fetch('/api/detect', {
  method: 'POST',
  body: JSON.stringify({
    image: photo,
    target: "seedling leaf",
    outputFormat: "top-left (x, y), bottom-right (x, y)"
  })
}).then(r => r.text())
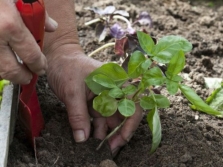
top-left (166, 79), bottom-right (179, 95)
top-left (207, 85), bottom-right (223, 111)
top-left (118, 99), bottom-right (135, 117)
top-left (167, 50), bottom-right (185, 76)
top-left (154, 94), bottom-right (170, 108)
top-left (122, 85), bottom-right (137, 96)
top-left (109, 87), bottom-right (124, 98)
top-left (113, 10), bottom-right (129, 17)
top-left (115, 37), bottom-right (128, 56)
top-left (128, 51), bottom-right (146, 78)
top-left (179, 84), bottom-right (223, 117)
top-left (147, 107), bottom-right (162, 153)
top-left (140, 96), bottom-right (155, 110)
top-left (133, 11), bottom-right (153, 27)
top-left (93, 91), bottom-right (118, 117)
top-left (110, 23), bottom-right (126, 39)
top-left (143, 67), bottom-right (165, 86)
top-left (85, 63), bottom-right (129, 94)
top-left (137, 31), bottom-right (155, 55)
top-left (152, 36), bottom-right (192, 63)
top-left (96, 23), bottom-right (108, 42)
top-left (93, 74), bottom-right (117, 88)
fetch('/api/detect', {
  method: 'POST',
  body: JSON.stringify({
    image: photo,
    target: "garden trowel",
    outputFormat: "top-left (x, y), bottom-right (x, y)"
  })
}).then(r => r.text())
top-left (16, 0), bottom-right (45, 146)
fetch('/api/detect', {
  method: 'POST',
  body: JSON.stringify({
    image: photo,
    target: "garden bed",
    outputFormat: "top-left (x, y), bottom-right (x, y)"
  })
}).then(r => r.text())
top-left (7, 0), bottom-right (223, 166)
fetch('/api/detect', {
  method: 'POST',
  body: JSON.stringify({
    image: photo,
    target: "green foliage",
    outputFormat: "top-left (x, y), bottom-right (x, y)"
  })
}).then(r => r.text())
top-left (0, 80), bottom-right (10, 104)
top-left (147, 107), bottom-right (161, 153)
top-left (85, 31), bottom-right (222, 153)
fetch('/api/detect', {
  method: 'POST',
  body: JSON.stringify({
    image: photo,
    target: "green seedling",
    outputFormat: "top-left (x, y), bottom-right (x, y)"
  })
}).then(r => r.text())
top-left (0, 80), bottom-right (10, 104)
top-left (85, 31), bottom-right (223, 153)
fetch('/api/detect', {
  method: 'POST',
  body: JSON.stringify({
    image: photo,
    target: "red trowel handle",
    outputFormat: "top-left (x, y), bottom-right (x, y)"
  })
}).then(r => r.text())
top-left (16, 0), bottom-right (45, 49)
top-left (16, 0), bottom-right (45, 146)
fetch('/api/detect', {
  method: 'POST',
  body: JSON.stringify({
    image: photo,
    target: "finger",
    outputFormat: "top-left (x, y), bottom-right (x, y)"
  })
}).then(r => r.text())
top-left (0, 46), bottom-right (32, 84)
top-left (6, 16), bottom-right (47, 75)
top-left (92, 117), bottom-right (107, 140)
top-left (65, 86), bottom-right (91, 143)
top-left (91, 110), bottom-right (122, 140)
top-left (45, 11), bottom-right (58, 32)
top-left (109, 104), bottom-right (143, 153)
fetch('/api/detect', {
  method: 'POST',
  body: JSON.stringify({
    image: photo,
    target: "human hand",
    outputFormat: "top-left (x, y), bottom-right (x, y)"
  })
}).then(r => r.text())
top-left (46, 44), bottom-right (143, 156)
top-left (0, 0), bottom-right (57, 84)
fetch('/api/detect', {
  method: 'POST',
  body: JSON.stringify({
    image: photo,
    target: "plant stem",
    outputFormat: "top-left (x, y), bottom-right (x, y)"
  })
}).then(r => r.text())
top-left (113, 15), bottom-right (131, 27)
top-left (85, 15), bottom-right (131, 27)
top-left (88, 42), bottom-right (115, 57)
top-left (96, 117), bottom-right (127, 151)
top-left (85, 18), bottom-right (102, 26)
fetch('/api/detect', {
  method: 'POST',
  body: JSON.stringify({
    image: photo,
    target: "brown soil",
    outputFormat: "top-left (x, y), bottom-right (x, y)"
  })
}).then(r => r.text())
top-left (7, 0), bottom-right (223, 167)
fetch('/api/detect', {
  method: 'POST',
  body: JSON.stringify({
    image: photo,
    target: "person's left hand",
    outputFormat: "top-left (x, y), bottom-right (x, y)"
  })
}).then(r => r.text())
top-left (46, 44), bottom-right (143, 156)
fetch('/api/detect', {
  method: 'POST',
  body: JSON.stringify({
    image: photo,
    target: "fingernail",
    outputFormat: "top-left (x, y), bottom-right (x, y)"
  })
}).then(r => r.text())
top-left (112, 147), bottom-right (120, 157)
top-left (49, 17), bottom-right (58, 29)
top-left (37, 69), bottom-right (46, 76)
top-left (127, 133), bottom-right (134, 142)
top-left (73, 130), bottom-right (86, 142)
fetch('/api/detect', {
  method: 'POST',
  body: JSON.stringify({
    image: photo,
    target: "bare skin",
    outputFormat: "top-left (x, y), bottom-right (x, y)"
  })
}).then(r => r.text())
top-left (1, 0), bottom-right (143, 155)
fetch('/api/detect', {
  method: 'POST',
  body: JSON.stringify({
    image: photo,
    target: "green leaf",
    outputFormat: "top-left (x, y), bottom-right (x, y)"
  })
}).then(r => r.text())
top-left (206, 84), bottom-right (223, 104)
top-left (179, 84), bottom-right (223, 117)
top-left (147, 107), bottom-right (162, 153)
top-left (85, 63), bottom-right (129, 94)
top-left (152, 35), bottom-right (192, 63)
top-left (93, 91), bottom-right (118, 117)
top-left (118, 99), bottom-right (135, 117)
top-left (208, 88), bottom-right (223, 111)
top-left (93, 74), bottom-right (116, 88)
top-left (141, 59), bottom-right (152, 72)
top-left (109, 87), bottom-right (124, 98)
top-left (143, 67), bottom-right (165, 86)
top-left (154, 94), bottom-right (170, 108)
top-left (122, 85), bottom-right (137, 96)
top-left (140, 96), bottom-right (155, 110)
top-left (206, 85), bottom-right (223, 111)
top-left (137, 31), bottom-right (155, 55)
top-left (166, 79), bottom-right (179, 95)
top-left (167, 50), bottom-right (185, 76)
top-left (171, 75), bottom-right (183, 82)
top-left (128, 51), bottom-right (146, 78)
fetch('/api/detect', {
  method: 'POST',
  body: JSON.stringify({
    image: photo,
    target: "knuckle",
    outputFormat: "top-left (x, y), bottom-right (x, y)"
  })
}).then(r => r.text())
top-left (68, 114), bottom-right (86, 125)
top-left (22, 50), bottom-right (43, 65)
top-left (0, 18), bottom-right (18, 35)
top-left (0, 66), bottom-right (19, 80)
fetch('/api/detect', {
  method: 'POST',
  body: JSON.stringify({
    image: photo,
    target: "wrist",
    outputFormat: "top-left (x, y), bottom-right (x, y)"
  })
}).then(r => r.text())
top-left (45, 43), bottom-right (85, 67)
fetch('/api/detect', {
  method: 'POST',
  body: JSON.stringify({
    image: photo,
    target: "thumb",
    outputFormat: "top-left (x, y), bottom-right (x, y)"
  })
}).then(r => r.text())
top-left (45, 11), bottom-right (58, 32)
top-left (64, 91), bottom-right (91, 143)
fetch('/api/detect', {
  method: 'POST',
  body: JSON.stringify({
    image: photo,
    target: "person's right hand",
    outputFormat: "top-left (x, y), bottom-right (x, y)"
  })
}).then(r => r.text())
top-left (0, 0), bottom-right (57, 84)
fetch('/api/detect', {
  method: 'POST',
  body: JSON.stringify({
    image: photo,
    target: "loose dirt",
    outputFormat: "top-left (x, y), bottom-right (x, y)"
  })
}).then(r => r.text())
top-left (7, 0), bottom-right (223, 166)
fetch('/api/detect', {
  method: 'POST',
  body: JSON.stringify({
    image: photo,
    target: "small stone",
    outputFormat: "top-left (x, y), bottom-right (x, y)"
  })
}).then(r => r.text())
top-left (179, 164), bottom-right (187, 167)
top-left (100, 159), bottom-right (118, 167)
top-left (195, 115), bottom-right (199, 120)
top-left (180, 152), bottom-right (192, 163)
top-left (198, 16), bottom-right (214, 26)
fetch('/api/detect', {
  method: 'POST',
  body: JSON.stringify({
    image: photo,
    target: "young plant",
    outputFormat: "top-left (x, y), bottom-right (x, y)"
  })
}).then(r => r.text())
top-left (85, 31), bottom-right (223, 153)
top-left (85, 6), bottom-right (152, 42)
